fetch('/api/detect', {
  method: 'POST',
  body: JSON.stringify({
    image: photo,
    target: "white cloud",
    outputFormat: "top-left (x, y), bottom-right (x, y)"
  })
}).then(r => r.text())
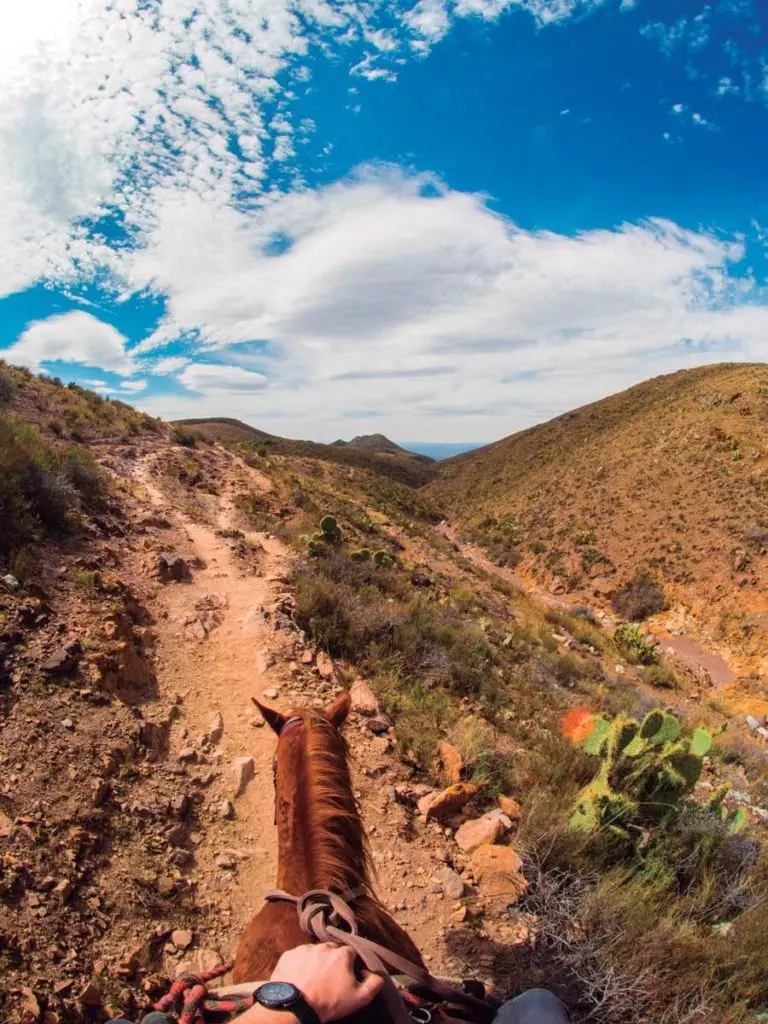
top-left (179, 363), bottom-right (269, 394)
top-left (123, 168), bottom-right (768, 441)
top-left (151, 356), bottom-right (191, 375)
top-left (671, 103), bottom-right (685, 114)
top-left (119, 380), bottom-right (148, 393)
top-left (5, 311), bottom-right (134, 375)
top-left (405, 1), bottom-right (451, 43)
top-left (716, 76), bottom-right (739, 97)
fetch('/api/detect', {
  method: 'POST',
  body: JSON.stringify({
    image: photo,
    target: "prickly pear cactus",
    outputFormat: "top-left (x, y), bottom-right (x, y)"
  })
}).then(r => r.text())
top-left (319, 514), bottom-right (343, 545)
top-left (565, 708), bottom-right (714, 840)
top-left (350, 548), bottom-right (371, 562)
top-left (373, 549), bottom-right (394, 569)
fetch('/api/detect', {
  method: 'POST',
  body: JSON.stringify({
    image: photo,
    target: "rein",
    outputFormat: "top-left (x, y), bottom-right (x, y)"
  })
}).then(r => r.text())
top-left (264, 889), bottom-right (499, 1024)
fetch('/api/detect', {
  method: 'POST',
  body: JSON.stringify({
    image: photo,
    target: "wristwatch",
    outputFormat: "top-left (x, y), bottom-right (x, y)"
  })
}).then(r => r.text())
top-left (254, 982), bottom-right (322, 1024)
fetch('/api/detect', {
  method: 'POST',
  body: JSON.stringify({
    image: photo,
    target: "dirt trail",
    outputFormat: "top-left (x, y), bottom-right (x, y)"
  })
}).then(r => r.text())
top-left (126, 450), bottom-right (462, 979)
top-left (127, 451), bottom-right (296, 970)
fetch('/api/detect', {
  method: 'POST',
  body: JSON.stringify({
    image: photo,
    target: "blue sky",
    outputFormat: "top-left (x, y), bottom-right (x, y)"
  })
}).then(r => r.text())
top-left (1, 0), bottom-right (767, 443)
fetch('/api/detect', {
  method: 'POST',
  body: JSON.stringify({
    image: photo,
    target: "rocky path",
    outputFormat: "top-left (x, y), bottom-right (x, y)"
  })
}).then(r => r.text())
top-left (128, 449), bottom-right (475, 984)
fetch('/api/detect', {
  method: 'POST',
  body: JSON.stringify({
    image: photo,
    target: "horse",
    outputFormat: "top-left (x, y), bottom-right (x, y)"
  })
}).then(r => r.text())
top-left (232, 689), bottom-right (425, 983)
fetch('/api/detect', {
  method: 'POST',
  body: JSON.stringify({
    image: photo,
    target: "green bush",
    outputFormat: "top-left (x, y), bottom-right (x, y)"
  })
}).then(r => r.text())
top-left (612, 573), bottom-right (667, 621)
top-left (293, 551), bottom-right (497, 705)
top-left (0, 412), bottom-right (105, 560)
top-left (614, 623), bottom-right (658, 665)
top-left (172, 427), bottom-right (198, 448)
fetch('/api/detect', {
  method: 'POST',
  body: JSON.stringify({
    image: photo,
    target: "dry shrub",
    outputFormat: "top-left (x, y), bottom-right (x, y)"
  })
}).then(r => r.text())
top-left (0, 366), bottom-right (14, 404)
top-left (612, 573), bottom-right (667, 621)
top-left (0, 413), bottom-right (105, 560)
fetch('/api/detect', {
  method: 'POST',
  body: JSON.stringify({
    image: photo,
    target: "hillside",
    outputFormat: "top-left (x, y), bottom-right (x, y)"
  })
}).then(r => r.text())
top-left (430, 363), bottom-right (768, 682)
top-left (174, 417), bottom-right (436, 487)
top-left (1, 359), bottom-right (768, 1024)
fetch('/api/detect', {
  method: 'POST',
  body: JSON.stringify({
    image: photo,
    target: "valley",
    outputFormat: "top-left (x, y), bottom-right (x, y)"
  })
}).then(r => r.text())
top-left (1, 360), bottom-right (767, 1024)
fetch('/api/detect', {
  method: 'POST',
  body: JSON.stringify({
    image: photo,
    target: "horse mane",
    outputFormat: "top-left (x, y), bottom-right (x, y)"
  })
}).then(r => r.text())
top-left (301, 711), bottom-right (374, 895)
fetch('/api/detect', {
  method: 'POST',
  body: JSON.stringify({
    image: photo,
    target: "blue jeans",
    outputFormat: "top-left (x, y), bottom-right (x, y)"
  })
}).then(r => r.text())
top-left (493, 989), bottom-right (569, 1024)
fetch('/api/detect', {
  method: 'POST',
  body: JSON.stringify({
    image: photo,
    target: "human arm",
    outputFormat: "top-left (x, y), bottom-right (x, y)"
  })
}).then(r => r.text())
top-left (231, 944), bottom-right (385, 1024)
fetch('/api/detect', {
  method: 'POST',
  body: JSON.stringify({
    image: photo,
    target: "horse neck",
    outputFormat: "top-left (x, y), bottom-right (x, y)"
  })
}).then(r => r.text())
top-left (276, 718), bottom-right (370, 898)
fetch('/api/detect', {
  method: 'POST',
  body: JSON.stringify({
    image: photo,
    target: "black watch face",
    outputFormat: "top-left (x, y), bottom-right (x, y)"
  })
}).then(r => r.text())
top-left (258, 982), bottom-right (300, 1008)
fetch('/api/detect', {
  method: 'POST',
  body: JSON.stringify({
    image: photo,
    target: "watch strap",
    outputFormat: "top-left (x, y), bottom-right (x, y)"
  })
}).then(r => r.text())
top-left (289, 994), bottom-right (321, 1024)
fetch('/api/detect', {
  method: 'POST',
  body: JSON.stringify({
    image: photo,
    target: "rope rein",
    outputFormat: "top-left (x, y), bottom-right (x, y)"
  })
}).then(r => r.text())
top-left (264, 889), bottom-right (499, 1024)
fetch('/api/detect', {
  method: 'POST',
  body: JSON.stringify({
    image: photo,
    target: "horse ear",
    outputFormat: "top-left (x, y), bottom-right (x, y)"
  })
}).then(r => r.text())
top-left (252, 698), bottom-right (288, 735)
top-left (325, 690), bottom-right (351, 729)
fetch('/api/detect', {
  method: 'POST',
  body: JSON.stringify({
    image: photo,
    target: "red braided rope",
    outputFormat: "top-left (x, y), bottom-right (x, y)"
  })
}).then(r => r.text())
top-left (154, 962), bottom-right (256, 1024)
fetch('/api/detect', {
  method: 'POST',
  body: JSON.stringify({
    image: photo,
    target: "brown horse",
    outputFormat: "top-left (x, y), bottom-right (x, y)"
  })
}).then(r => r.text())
top-left (232, 690), bottom-right (425, 983)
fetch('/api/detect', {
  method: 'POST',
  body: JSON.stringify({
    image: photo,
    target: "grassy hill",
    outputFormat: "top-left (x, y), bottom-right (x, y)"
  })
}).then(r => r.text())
top-left (174, 417), bottom-right (436, 487)
top-left (430, 363), bottom-right (768, 677)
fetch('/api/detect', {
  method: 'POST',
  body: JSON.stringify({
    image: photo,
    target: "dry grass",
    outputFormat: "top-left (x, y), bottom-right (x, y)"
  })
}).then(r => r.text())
top-left (430, 363), bottom-right (768, 677)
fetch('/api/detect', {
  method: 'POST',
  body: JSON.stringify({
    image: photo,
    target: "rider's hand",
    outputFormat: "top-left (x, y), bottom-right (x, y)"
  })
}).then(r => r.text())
top-left (270, 943), bottom-right (384, 1022)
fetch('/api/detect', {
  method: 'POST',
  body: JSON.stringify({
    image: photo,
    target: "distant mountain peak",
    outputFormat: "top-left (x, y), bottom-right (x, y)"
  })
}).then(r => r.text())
top-left (339, 433), bottom-right (406, 454)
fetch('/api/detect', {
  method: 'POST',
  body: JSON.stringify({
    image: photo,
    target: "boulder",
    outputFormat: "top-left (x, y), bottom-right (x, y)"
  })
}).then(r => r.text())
top-left (455, 810), bottom-right (512, 854)
top-left (470, 844), bottom-right (528, 901)
top-left (350, 678), bottom-right (379, 716)
top-left (435, 741), bottom-right (463, 785)
top-left (498, 796), bottom-right (523, 822)
top-left (219, 799), bottom-right (236, 820)
top-left (418, 783), bottom-right (480, 822)
top-left (233, 756), bottom-right (256, 797)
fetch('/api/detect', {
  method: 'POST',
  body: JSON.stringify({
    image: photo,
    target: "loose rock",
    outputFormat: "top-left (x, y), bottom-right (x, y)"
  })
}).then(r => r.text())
top-left (455, 811), bottom-right (512, 854)
top-left (498, 796), bottom-right (523, 821)
top-left (470, 844), bottom-right (528, 901)
top-left (171, 929), bottom-right (193, 950)
top-left (233, 756), bottom-right (256, 797)
top-left (350, 678), bottom-right (379, 716)
top-left (366, 716), bottom-right (390, 736)
top-left (209, 712), bottom-right (224, 745)
top-left (435, 741), bottom-right (463, 786)
top-left (156, 552), bottom-right (192, 583)
top-left (316, 651), bottom-right (336, 680)
top-left (418, 783), bottom-right (480, 822)
top-left (42, 643), bottom-right (81, 675)
top-left (437, 865), bottom-right (465, 900)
